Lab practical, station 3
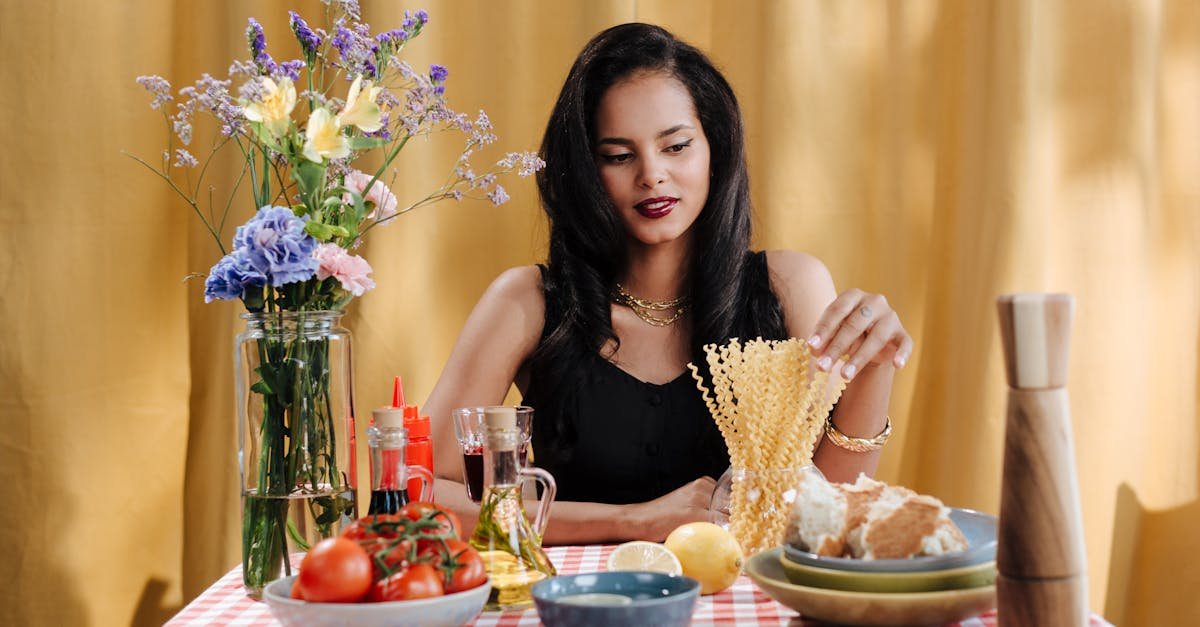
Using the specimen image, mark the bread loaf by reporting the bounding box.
[787,472,967,560]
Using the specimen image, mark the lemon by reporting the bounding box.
[606,541,683,575]
[664,522,744,594]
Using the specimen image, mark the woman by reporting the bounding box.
[423,23,911,544]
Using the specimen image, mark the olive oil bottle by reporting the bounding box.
[469,407,557,609]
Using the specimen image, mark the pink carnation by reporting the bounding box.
[343,170,399,222]
[313,243,375,296]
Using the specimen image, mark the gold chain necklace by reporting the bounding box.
[613,282,690,327]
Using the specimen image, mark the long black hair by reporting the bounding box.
[528,23,786,462]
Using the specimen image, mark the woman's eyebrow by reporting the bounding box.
[597,124,695,147]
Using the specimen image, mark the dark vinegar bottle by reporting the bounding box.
[367,407,433,514]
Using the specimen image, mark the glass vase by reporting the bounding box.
[711,465,823,556]
[235,310,358,597]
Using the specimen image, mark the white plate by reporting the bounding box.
[263,575,491,627]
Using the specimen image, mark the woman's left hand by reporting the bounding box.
[807,289,912,381]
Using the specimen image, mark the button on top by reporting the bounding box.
[648,393,662,406]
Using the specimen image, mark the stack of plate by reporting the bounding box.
[745,508,999,626]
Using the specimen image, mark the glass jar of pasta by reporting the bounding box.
[710,465,824,555]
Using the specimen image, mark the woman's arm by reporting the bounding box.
[766,250,912,483]
[422,266,719,544]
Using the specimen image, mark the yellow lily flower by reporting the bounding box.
[302,107,350,162]
[337,75,383,132]
[241,76,296,138]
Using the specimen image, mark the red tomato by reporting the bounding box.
[298,537,373,603]
[424,539,487,593]
[290,580,305,600]
[361,536,414,580]
[342,514,403,542]
[399,502,462,540]
[367,563,444,602]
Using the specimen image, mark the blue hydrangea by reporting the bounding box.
[233,206,319,287]
[204,249,266,302]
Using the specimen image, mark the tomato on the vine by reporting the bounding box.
[419,538,488,593]
[399,501,462,540]
[342,513,403,542]
[297,537,373,603]
[360,536,414,580]
[367,563,444,602]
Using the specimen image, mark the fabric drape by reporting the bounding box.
[0,1,1195,625]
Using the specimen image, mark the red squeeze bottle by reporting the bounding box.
[405,408,434,501]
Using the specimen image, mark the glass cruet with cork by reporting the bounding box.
[366,406,434,515]
[469,406,557,610]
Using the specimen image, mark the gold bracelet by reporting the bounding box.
[824,415,892,452]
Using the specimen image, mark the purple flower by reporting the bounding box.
[376,29,408,47]
[499,151,546,177]
[488,185,510,206]
[136,75,173,110]
[330,26,354,57]
[331,22,379,79]
[365,113,392,141]
[289,11,322,56]
[173,148,199,168]
[233,206,319,286]
[204,249,266,302]
[247,18,266,58]
[274,59,306,82]
[402,9,429,31]
[182,74,242,137]
[336,0,362,21]
[430,64,448,84]
[246,18,277,75]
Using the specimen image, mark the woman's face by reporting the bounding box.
[593,71,711,250]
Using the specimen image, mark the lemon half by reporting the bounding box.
[606,541,683,576]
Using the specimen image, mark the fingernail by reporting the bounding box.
[895,355,907,368]
[842,364,857,380]
[818,356,832,371]
[807,335,821,348]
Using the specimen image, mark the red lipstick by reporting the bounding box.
[634,196,678,219]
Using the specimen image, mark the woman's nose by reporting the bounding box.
[636,155,667,188]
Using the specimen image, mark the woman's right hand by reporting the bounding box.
[632,476,724,541]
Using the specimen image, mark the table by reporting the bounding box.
[167,545,1111,626]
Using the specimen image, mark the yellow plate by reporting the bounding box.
[779,552,996,593]
[746,548,996,626]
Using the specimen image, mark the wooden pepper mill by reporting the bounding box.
[996,293,1088,626]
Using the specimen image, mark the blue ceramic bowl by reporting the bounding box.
[531,571,700,627]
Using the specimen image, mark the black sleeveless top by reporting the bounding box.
[523,251,785,504]
[522,352,729,504]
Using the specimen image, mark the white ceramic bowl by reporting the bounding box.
[263,575,491,627]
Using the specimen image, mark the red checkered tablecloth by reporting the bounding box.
[166,545,1112,626]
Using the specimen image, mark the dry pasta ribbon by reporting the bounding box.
[690,337,844,555]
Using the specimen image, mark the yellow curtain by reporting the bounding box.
[0,1,1195,625]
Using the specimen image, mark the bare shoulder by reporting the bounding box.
[765,250,833,287]
[764,250,837,338]
[483,265,545,307]
[472,265,545,349]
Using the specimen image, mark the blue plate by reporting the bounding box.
[783,508,997,573]
[531,571,699,627]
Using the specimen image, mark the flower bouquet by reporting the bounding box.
[133,1,541,596]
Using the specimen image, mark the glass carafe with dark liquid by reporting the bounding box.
[366,407,434,514]
[469,406,557,609]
